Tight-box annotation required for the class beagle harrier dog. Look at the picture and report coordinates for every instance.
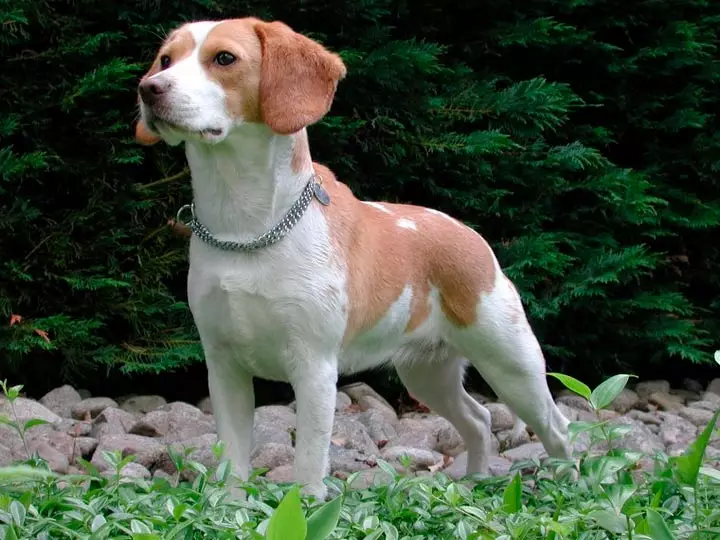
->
[135,17,572,499]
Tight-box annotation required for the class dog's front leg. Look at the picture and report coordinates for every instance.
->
[290,360,337,500]
[206,354,254,499]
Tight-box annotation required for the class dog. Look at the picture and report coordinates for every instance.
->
[134,17,572,499]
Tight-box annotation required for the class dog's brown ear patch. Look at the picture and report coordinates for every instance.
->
[254,21,346,135]
[135,119,161,145]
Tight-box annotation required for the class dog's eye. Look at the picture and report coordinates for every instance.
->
[214,51,236,66]
[160,55,171,69]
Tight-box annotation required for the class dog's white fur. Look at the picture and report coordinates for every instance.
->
[136,17,572,499]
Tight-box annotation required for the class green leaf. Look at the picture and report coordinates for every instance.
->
[90,514,106,532]
[306,496,342,540]
[589,509,626,534]
[266,486,307,540]
[21,419,50,431]
[9,501,25,527]
[670,408,720,486]
[590,374,635,410]
[646,509,676,540]
[547,372,592,401]
[699,466,720,482]
[502,472,522,514]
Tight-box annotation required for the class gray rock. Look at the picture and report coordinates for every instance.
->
[609,389,641,414]
[155,433,220,480]
[683,379,704,393]
[686,400,720,412]
[435,418,465,457]
[329,444,375,474]
[54,418,92,437]
[502,442,547,462]
[357,409,398,444]
[627,410,663,425]
[657,412,697,448]
[250,442,294,470]
[335,392,352,412]
[130,402,215,442]
[497,427,531,450]
[38,431,97,463]
[648,392,684,411]
[678,407,715,427]
[254,405,296,433]
[77,389,92,400]
[90,434,165,471]
[556,403,580,422]
[197,396,213,415]
[606,417,665,455]
[30,441,69,473]
[266,464,294,483]
[485,403,515,432]
[120,395,167,415]
[635,380,671,400]
[72,397,119,420]
[357,395,398,425]
[116,462,151,479]
[348,467,395,490]
[706,378,720,397]
[702,392,720,405]
[0,397,60,424]
[556,393,592,413]
[381,446,444,472]
[332,413,379,456]
[91,407,136,440]
[39,385,82,418]
[340,382,394,411]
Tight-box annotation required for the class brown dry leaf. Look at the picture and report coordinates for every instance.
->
[9,314,22,326]
[343,403,363,413]
[428,455,450,473]
[331,437,347,447]
[34,329,51,343]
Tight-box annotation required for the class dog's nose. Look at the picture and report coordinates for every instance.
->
[139,79,171,106]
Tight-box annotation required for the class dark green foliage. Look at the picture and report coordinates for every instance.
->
[1,0,718,393]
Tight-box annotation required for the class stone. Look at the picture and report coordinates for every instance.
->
[357,395,398,426]
[101,462,151,479]
[331,413,379,456]
[71,397,118,420]
[381,446,444,472]
[702,392,720,405]
[90,434,165,471]
[155,433,220,480]
[357,409,398,444]
[444,452,514,479]
[348,467,395,490]
[678,406,715,427]
[598,409,620,421]
[556,393,592,413]
[686,400,719,412]
[706,378,720,397]
[254,405,296,433]
[605,417,665,455]
[130,402,215,442]
[635,380,670,400]
[120,395,167,415]
[38,431,97,463]
[77,389,92,400]
[497,427,531,450]
[0,397,60,424]
[39,385,82,418]
[485,403,515,432]
[54,418,92,437]
[91,407,136,440]
[435,418,465,457]
[266,465,294,483]
[657,412,697,448]
[329,445,375,474]
[340,382,394,411]
[627,410,663,425]
[502,442,547,462]
[30,441,69,473]
[648,392,684,411]
[608,389,641,414]
[388,418,436,451]
[335,392,352,412]
[197,396,213,415]
[250,442,295,470]
[556,403,579,422]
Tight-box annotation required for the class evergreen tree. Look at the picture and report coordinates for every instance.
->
[1,0,717,394]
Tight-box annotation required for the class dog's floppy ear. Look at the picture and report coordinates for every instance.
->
[135,118,161,146]
[254,21,346,135]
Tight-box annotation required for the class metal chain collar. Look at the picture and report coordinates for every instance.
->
[176,176,317,253]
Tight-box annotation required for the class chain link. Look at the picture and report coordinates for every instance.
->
[177,176,316,253]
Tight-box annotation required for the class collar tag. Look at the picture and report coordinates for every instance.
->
[312,179,331,206]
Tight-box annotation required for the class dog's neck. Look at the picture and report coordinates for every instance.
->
[185,123,313,242]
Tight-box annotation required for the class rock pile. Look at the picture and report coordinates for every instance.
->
[1,378,718,485]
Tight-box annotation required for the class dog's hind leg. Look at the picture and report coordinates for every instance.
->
[450,277,572,463]
[394,351,494,476]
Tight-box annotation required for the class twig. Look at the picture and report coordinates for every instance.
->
[136,169,190,190]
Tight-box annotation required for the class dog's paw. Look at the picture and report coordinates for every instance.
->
[300,481,328,501]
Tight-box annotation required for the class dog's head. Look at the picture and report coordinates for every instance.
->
[135,18,346,146]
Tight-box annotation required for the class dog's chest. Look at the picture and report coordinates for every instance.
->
[187,217,347,380]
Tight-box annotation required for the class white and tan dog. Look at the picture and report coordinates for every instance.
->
[135,17,572,499]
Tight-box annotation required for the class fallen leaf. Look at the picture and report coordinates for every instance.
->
[9,314,22,326]
[34,329,51,343]
[343,404,363,413]
[331,438,347,447]
[377,439,388,449]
